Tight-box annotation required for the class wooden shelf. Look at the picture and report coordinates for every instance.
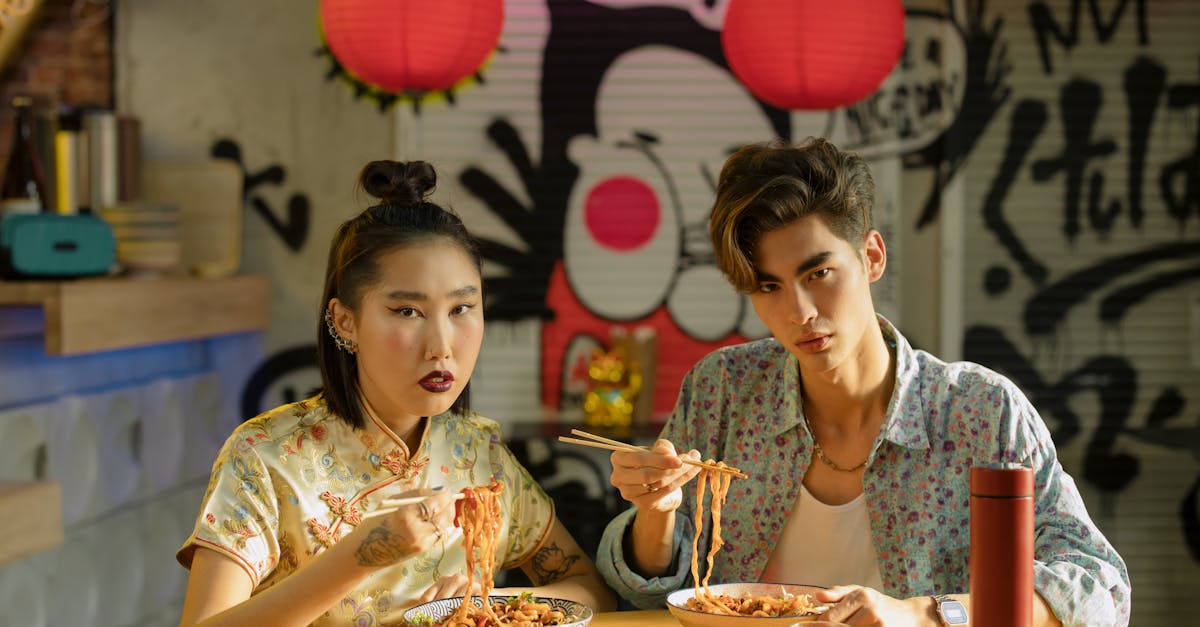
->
[0,480,62,566]
[0,274,270,354]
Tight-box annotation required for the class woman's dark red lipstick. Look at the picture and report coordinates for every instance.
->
[419,370,454,393]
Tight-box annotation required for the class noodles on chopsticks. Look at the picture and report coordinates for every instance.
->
[433,480,571,627]
[683,462,821,618]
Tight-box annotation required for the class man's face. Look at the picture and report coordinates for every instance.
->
[748,215,886,376]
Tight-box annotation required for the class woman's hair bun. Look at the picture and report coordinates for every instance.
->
[360,160,437,205]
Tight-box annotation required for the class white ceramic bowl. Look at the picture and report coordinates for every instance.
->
[666,582,829,627]
[402,595,593,626]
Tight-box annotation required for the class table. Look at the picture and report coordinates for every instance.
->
[591,610,675,626]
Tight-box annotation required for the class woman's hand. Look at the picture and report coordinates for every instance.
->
[411,574,483,605]
[347,488,459,569]
[815,585,936,626]
[609,439,702,513]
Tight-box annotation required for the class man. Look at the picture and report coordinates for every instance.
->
[595,138,1130,626]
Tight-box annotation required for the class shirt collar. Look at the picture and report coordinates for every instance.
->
[876,314,930,450]
[771,314,929,450]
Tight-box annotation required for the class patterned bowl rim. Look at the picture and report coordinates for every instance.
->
[401,594,594,625]
[666,582,830,620]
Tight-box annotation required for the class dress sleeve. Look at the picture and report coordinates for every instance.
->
[176,430,280,588]
[596,363,703,609]
[492,434,557,570]
[1004,385,1132,626]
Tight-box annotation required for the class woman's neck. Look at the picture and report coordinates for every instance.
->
[359,392,426,455]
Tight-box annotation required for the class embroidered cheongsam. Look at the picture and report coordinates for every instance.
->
[177,396,555,626]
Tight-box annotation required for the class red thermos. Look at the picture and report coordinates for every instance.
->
[970,466,1034,627]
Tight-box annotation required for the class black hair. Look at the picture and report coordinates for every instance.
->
[316,160,481,429]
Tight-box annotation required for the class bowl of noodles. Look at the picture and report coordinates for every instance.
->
[665,582,830,626]
[403,593,593,627]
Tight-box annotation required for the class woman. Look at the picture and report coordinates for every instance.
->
[178,161,615,626]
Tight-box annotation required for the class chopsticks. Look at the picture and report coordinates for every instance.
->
[362,492,466,520]
[558,429,748,479]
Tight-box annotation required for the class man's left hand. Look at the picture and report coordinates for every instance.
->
[814,585,936,626]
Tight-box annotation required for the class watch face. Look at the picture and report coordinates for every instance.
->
[940,599,969,625]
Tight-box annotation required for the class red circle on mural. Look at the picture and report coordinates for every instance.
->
[583,176,660,251]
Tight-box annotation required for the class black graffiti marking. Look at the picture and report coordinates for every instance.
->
[963,327,1140,493]
[1146,387,1185,429]
[1123,57,1167,229]
[1022,241,1200,337]
[1031,80,1118,242]
[464,0,789,322]
[982,100,1050,284]
[211,139,311,252]
[903,3,1012,229]
[1160,81,1200,229]
[1184,476,1200,561]
[1028,0,1148,74]
[240,344,319,421]
[1099,263,1200,326]
[984,265,1012,296]
[460,119,560,321]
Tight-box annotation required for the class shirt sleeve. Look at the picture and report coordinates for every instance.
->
[1004,384,1132,626]
[176,429,280,588]
[596,362,705,609]
[491,433,556,570]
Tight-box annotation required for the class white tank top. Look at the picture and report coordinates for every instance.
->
[759,483,884,590]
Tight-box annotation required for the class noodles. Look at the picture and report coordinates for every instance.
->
[442,479,504,626]
[430,480,573,627]
[682,463,821,618]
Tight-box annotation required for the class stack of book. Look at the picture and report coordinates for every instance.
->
[34,107,141,216]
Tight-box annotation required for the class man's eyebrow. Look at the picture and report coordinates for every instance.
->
[796,251,834,275]
[753,251,834,283]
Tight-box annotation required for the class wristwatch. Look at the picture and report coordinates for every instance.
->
[932,594,968,625]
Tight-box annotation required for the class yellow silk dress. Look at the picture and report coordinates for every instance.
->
[177,395,555,626]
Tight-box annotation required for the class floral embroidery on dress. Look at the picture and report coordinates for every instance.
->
[222,517,263,551]
[337,589,392,626]
[320,490,363,526]
[179,398,557,627]
[307,517,337,547]
[380,449,429,480]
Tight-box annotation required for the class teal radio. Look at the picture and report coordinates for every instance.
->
[1,213,116,278]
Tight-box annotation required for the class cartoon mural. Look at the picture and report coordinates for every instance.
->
[117,0,1199,620]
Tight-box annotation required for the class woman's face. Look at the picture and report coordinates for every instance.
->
[332,238,483,424]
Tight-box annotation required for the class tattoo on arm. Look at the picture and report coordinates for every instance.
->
[354,520,410,567]
[529,542,581,584]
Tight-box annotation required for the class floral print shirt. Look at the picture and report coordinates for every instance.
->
[597,316,1130,626]
[177,396,555,626]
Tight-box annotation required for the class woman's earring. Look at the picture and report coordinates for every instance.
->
[324,309,358,354]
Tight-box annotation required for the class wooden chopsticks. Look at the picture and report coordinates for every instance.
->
[558,429,748,479]
[362,492,466,520]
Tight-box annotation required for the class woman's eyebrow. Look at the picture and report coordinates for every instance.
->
[386,285,478,300]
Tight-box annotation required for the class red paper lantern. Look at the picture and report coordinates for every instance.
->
[721,0,905,110]
[320,0,505,95]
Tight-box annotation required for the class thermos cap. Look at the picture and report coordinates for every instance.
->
[971,465,1033,497]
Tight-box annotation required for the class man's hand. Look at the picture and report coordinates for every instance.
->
[815,585,937,626]
[610,439,702,513]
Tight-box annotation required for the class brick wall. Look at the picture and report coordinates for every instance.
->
[0,0,112,165]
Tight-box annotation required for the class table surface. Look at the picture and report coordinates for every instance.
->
[591,610,674,626]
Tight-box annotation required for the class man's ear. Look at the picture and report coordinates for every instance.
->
[863,230,887,283]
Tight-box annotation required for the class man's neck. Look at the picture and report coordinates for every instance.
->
[800,318,895,432]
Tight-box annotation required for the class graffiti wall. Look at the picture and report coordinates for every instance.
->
[116,0,1198,622]
[957,0,1200,622]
